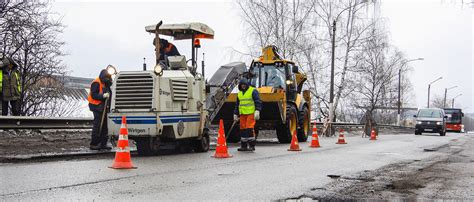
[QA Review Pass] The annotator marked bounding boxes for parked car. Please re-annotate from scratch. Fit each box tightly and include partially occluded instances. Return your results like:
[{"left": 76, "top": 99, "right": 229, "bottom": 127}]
[{"left": 414, "top": 108, "right": 447, "bottom": 136}]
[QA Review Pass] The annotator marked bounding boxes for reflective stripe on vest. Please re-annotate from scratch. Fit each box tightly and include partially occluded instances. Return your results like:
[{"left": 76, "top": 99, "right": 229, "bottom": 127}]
[
  {"left": 87, "top": 77, "right": 104, "bottom": 105},
  {"left": 14, "top": 71, "right": 20, "bottom": 93},
  {"left": 164, "top": 43, "right": 174, "bottom": 53},
  {"left": 237, "top": 86, "right": 256, "bottom": 115}
]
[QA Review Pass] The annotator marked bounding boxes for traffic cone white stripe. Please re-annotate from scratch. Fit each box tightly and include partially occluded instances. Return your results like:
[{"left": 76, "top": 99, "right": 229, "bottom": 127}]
[
  {"left": 116, "top": 146, "right": 130, "bottom": 153},
  {"left": 118, "top": 134, "right": 128, "bottom": 141}
]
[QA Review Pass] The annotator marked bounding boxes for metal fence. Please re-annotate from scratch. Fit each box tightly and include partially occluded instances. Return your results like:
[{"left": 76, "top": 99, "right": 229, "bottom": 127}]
[
  {"left": 0, "top": 116, "right": 93, "bottom": 129},
  {"left": 0, "top": 117, "right": 415, "bottom": 130}
]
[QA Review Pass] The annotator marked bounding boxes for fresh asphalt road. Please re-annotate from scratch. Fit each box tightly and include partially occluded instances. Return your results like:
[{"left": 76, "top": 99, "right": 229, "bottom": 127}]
[{"left": 0, "top": 132, "right": 470, "bottom": 200}]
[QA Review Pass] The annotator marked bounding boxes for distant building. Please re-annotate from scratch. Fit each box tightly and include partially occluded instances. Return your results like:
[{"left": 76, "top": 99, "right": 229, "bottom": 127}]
[{"left": 62, "top": 76, "right": 93, "bottom": 100}]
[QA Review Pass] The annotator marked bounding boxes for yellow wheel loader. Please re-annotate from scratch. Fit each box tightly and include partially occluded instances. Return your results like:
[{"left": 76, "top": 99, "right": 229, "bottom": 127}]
[{"left": 212, "top": 46, "right": 311, "bottom": 143}]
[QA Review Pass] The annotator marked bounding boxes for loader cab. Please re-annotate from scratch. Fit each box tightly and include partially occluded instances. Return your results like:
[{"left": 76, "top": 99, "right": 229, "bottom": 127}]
[
  {"left": 249, "top": 63, "right": 286, "bottom": 89},
  {"left": 249, "top": 61, "right": 298, "bottom": 101}
]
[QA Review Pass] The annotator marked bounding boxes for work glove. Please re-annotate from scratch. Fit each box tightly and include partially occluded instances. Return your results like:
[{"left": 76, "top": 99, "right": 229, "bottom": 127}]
[
  {"left": 103, "top": 92, "right": 110, "bottom": 99},
  {"left": 254, "top": 110, "right": 260, "bottom": 120},
  {"left": 233, "top": 114, "right": 239, "bottom": 122}
]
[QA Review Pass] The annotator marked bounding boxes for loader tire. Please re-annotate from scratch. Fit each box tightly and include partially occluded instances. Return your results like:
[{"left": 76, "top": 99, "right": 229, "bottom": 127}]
[
  {"left": 276, "top": 105, "right": 298, "bottom": 143},
  {"left": 297, "top": 106, "right": 310, "bottom": 142},
  {"left": 193, "top": 130, "right": 210, "bottom": 152},
  {"left": 135, "top": 137, "right": 159, "bottom": 156},
  {"left": 224, "top": 122, "right": 240, "bottom": 143}
]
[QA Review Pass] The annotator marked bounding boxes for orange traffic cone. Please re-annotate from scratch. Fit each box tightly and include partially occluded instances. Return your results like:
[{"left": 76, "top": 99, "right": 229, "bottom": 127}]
[
  {"left": 288, "top": 130, "right": 302, "bottom": 151},
  {"left": 213, "top": 119, "right": 232, "bottom": 158},
  {"left": 370, "top": 128, "right": 377, "bottom": 140},
  {"left": 336, "top": 129, "right": 347, "bottom": 144},
  {"left": 110, "top": 116, "right": 136, "bottom": 169},
  {"left": 309, "top": 124, "right": 321, "bottom": 148}
]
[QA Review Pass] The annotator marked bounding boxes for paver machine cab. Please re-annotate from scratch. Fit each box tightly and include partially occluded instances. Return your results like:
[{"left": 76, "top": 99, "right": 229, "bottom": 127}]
[
  {"left": 108, "top": 21, "right": 213, "bottom": 155},
  {"left": 215, "top": 45, "right": 311, "bottom": 143}
]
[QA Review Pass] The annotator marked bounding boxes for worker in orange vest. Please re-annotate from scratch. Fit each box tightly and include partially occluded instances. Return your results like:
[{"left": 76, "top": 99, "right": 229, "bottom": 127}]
[
  {"left": 153, "top": 38, "right": 181, "bottom": 61},
  {"left": 88, "top": 69, "right": 113, "bottom": 150}
]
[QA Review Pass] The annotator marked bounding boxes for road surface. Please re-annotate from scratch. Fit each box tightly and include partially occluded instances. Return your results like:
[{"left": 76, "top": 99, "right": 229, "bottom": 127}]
[{"left": 1, "top": 132, "right": 472, "bottom": 200}]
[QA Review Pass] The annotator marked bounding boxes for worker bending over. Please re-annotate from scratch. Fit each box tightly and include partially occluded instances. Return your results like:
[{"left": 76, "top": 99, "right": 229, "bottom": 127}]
[
  {"left": 234, "top": 78, "right": 261, "bottom": 151},
  {"left": 88, "top": 69, "right": 113, "bottom": 150},
  {"left": 153, "top": 38, "right": 181, "bottom": 61}
]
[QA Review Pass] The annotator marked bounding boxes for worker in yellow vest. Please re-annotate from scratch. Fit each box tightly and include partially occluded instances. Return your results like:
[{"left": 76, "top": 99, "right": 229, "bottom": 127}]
[
  {"left": 88, "top": 69, "right": 113, "bottom": 150},
  {"left": 234, "top": 78, "right": 262, "bottom": 151},
  {"left": 0, "top": 56, "right": 21, "bottom": 116}
]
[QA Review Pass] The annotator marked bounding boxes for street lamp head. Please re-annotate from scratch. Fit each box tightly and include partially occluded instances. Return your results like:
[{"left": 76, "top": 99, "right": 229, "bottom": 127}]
[
  {"left": 448, "top": 85, "right": 458, "bottom": 90},
  {"left": 429, "top": 76, "right": 443, "bottom": 85}
]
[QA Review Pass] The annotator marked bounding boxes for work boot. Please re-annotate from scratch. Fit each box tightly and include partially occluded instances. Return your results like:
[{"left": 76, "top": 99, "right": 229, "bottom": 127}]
[
  {"left": 90, "top": 145, "right": 101, "bottom": 150},
  {"left": 237, "top": 142, "right": 248, "bottom": 151},
  {"left": 100, "top": 145, "right": 112, "bottom": 150},
  {"left": 248, "top": 140, "right": 256, "bottom": 151}
]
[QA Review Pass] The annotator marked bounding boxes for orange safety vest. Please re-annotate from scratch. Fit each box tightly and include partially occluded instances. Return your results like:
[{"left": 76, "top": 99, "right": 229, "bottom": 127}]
[
  {"left": 87, "top": 77, "right": 104, "bottom": 105},
  {"left": 164, "top": 43, "right": 174, "bottom": 53}
]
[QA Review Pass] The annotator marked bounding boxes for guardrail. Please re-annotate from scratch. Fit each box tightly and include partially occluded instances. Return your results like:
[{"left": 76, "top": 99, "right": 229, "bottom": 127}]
[
  {"left": 0, "top": 116, "right": 93, "bottom": 129},
  {"left": 312, "top": 122, "right": 414, "bottom": 129},
  {"left": 0, "top": 116, "right": 413, "bottom": 130}
]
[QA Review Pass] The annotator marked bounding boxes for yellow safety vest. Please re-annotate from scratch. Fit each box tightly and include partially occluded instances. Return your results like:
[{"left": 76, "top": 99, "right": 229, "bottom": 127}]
[
  {"left": 237, "top": 86, "right": 256, "bottom": 115},
  {"left": 0, "top": 69, "right": 21, "bottom": 94}
]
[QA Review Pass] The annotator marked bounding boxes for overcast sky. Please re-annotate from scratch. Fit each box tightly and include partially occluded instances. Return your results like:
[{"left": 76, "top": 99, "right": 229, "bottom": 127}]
[{"left": 52, "top": 0, "right": 473, "bottom": 113}]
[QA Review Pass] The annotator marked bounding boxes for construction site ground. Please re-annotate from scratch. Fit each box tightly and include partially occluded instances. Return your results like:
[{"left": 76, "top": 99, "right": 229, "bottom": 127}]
[
  {"left": 293, "top": 132, "right": 474, "bottom": 200},
  {"left": 1, "top": 129, "right": 472, "bottom": 200},
  {"left": 0, "top": 127, "right": 406, "bottom": 162}
]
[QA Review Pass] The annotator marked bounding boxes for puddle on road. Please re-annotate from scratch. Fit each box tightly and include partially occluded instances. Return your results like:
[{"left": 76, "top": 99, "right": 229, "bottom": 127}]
[{"left": 423, "top": 148, "right": 437, "bottom": 152}]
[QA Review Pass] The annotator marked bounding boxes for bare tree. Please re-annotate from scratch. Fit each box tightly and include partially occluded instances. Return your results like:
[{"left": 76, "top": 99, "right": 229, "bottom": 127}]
[
  {"left": 1, "top": 0, "right": 67, "bottom": 116},
  {"left": 235, "top": 0, "right": 415, "bottom": 130},
  {"left": 236, "top": 0, "right": 314, "bottom": 59},
  {"left": 310, "top": 0, "right": 377, "bottom": 125},
  {"left": 352, "top": 29, "right": 405, "bottom": 135},
  {"left": 430, "top": 95, "right": 446, "bottom": 109}
]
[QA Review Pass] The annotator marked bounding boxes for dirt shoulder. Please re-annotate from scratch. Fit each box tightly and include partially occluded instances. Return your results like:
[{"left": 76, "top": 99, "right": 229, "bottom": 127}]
[
  {"left": 0, "top": 129, "right": 93, "bottom": 157},
  {"left": 292, "top": 134, "right": 474, "bottom": 200}
]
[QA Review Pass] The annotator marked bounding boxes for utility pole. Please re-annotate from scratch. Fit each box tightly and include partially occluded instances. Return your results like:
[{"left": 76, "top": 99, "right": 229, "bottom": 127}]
[
  {"left": 397, "top": 68, "right": 401, "bottom": 125},
  {"left": 443, "top": 86, "right": 457, "bottom": 108},
  {"left": 397, "top": 58, "right": 423, "bottom": 126},
  {"left": 427, "top": 77, "right": 442, "bottom": 108},
  {"left": 326, "top": 19, "right": 336, "bottom": 137},
  {"left": 452, "top": 94, "right": 462, "bottom": 108},
  {"left": 326, "top": 6, "right": 355, "bottom": 136},
  {"left": 329, "top": 20, "right": 336, "bottom": 123}
]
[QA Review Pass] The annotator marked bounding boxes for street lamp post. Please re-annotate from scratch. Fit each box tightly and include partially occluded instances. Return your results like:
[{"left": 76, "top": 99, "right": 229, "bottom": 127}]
[
  {"left": 443, "top": 85, "right": 458, "bottom": 108},
  {"left": 427, "top": 77, "right": 443, "bottom": 108},
  {"left": 327, "top": 6, "right": 353, "bottom": 136},
  {"left": 452, "top": 94, "right": 462, "bottom": 108},
  {"left": 397, "top": 58, "right": 423, "bottom": 126}
]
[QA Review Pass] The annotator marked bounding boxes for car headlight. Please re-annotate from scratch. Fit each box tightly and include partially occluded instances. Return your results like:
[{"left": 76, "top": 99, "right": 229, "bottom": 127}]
[
  {"left": 154, "top": 64, "right": 163, "bottom": 75},
  {"left": 436, "top": 121, "right": 442, "bottom": 125},
  {"left": 416, "top": 121, "right": 422, "bottom": 124}
]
